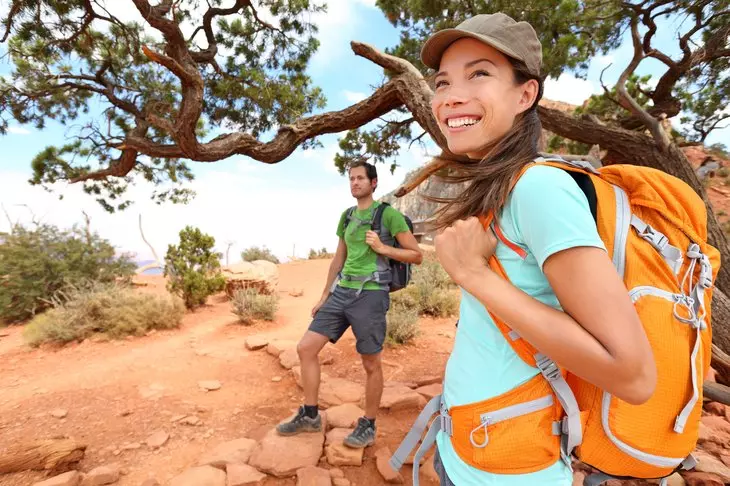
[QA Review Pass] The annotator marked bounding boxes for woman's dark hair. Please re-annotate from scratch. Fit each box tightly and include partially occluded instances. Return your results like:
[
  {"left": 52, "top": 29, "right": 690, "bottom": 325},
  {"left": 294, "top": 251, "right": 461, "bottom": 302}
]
[{"left": 426, "top": 57, "right": 545, "bottom": 232}]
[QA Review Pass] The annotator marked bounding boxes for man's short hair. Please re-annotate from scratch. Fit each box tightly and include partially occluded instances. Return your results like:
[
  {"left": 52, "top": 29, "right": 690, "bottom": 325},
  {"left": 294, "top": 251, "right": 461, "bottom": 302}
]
[{"left": 348, "top": 160, "right": 378, "bottom": 182}]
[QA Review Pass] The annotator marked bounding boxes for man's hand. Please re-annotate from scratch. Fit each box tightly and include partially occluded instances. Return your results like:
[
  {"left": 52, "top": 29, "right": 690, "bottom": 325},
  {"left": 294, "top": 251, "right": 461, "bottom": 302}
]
[
  {"left": 365, "top": 230, "right": 386, "bottom": 254},
  {"left": 311, "top": 295, "right": 328, "bottom": 317}
]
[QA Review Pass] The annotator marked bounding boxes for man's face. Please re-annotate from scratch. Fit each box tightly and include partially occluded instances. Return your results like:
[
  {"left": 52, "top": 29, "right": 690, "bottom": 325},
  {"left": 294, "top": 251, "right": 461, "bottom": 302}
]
[{"left": 349, "top": 166, "right": 375, "bottom": 199}]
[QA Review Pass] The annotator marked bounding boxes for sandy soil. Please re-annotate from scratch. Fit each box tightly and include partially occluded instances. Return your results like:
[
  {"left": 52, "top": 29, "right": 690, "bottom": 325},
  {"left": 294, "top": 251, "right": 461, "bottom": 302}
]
[{"left": 0, "top": 259, "right": 456, "bottom": 486}]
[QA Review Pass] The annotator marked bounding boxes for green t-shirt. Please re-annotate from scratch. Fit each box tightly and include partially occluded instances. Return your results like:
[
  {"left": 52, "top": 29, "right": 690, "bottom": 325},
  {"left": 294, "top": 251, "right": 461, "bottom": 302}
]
[{"left": 336, "top": 201, "right": 411, "bottom": 290}]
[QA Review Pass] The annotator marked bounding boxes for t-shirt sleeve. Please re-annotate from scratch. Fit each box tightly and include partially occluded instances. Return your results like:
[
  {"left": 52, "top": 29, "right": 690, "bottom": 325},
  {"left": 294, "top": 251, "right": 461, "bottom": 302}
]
[
  {"left": 508, "top": 165, "right": 606, "bottom": 270},
  {"left": 383, "top": 206, "right": 410, "bottom": 236},
  {"left": 336, "top": 209, "right": 348, "bottom": 238}
]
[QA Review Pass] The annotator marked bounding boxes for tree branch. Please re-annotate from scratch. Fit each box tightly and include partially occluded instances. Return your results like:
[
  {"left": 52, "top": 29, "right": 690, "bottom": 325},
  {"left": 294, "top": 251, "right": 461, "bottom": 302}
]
[
  {"left": 70, "top": 40, "right": 455, "bottom": 182},
  {"left": 616, "top": 17, "right": 670, "bottom": 151}
]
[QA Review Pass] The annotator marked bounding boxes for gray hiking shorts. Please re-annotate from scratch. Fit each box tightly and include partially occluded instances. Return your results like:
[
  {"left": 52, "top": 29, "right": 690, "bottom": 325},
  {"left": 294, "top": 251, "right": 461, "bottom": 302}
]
[{"left": 309, "top": 285, "right": 390, "bottom": 355}]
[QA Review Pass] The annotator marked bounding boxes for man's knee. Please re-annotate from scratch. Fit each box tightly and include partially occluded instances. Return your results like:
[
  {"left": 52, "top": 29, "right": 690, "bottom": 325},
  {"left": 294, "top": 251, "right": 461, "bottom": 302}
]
[
  {"left": 298, "top": 332, "right": 326, "bottom": 360},
  {"left": 361, "top": 354, "right": 382, "bottom": 375}
]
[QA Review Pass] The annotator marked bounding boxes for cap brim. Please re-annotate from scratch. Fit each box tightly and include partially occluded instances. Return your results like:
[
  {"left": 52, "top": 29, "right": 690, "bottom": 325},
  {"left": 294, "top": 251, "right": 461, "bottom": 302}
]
[{"left": 420, "top": 29, "right": 525, "bottom": 70}]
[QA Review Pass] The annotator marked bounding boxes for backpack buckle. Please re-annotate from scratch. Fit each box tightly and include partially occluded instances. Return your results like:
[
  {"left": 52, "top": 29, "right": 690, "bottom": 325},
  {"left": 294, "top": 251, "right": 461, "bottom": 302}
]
[
  {"left": 536, "top": 354, "right": 561, "bottom": 381},
  {"left": 641, "top": 225, "right": 668, "bottom": 250}
]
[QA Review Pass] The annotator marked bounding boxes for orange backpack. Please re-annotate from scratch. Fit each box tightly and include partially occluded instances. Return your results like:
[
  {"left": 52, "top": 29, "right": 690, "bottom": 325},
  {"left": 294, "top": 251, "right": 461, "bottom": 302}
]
[{"left": 389, "top": 156, "right": 720, "bottom": 486}]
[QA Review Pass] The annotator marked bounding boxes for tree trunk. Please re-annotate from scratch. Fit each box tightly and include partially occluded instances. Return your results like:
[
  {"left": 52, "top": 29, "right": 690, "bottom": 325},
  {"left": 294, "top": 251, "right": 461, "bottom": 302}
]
[
  {"left": 703, "top": 382, "right": 730, "bottom": 406},
  {"left": 538, "top": 106, "right": 730, "bottom": 353},
  {"left": 0, "top": 438, "right": 86, "bottom": 474}
]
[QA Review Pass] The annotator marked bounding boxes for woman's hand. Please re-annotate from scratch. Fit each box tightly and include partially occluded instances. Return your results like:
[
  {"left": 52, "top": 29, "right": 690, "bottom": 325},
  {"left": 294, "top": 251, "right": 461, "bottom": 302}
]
[{"left": 434, "top": 217, "right": 497, "bottom": 286}]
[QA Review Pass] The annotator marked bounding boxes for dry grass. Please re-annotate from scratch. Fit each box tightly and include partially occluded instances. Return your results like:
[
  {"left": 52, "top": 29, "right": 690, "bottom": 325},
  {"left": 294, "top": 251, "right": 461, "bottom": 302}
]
[
  {"left": 231, "top": 288, "right": 279, "bottom": 325},
  {"left": 23, "top": 282, "right": 184, "bottom": 347}
]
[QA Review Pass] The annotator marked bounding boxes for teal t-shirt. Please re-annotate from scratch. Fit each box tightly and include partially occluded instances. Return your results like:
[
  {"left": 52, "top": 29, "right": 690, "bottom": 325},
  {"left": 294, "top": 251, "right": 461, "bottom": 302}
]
[
  {"left": 436, "top": 165, "right": 607, "bottom": 485},
  {"left": 336, "top": 201, "right": 410, "bottom": 291}
]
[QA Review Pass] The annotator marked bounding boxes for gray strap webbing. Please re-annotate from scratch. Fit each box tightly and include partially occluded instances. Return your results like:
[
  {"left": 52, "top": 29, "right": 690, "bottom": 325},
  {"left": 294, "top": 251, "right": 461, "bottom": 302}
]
[
  {"left": 583, "top": 472, "right": 614, "bottom": 486},
  {"left": 411, "top": 416, "right": 442, "bottom": 486},
  {"left": 674, "top": 323, "right": 702, "bottom": 433},
  {"left": 508, "top": 330, "right": 520, "bottom": 341},
  {"left": 389, "top": 394, "right": 442, "bottom": 472},
  {"left": 535, "top": 353, "right": 583, "bottom": 457},
  {"left": 681, "top": 454, "right": 697, "bottom": 470},
  {"left": 630, "top": 215, "right": 683, "bottom": 274}
]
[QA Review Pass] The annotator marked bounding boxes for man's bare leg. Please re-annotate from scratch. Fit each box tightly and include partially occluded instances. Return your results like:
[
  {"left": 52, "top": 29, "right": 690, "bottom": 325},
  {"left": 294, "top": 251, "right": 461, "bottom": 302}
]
[
  {"left": 298, "top": 331, "right": 330, "bottom": 406},
  {"left": 361, "top": 352, "right": 384, "bottom": 418},
  {"left": 276, "top": 331, "right": 329, "bottom": 436},
  {"left": 344, "top": 352, "right": 382, "bottom": 448}
]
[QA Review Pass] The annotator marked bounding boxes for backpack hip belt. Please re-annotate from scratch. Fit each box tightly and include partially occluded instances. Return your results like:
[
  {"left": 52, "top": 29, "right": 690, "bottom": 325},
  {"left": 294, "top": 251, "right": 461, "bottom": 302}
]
[
  {"left": 390, "top": 353, "right": 583, "bottom": 485},
  {"left": 389, "top": 156, "right": 719, "bottom": 486}
]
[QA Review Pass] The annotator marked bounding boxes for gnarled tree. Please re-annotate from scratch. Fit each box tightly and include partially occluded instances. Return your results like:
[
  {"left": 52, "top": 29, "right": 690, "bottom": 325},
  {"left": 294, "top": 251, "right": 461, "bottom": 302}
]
[{"left": 1, "top": 1, "right": 730, "bottom": 351}]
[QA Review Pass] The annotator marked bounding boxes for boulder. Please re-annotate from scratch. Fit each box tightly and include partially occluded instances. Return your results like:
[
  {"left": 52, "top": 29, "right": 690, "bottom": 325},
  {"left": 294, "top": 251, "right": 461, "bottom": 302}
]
[
  {"left": 248, "top": 427, "right": 324, "bottom": 477},
  {"left": 198, "top": 438, "right": 257, "bottom": 470},
  {"left": 223, "top": 261, "right": 279, "bottom": 296},
  {"left": 296, "top": 466, "right": 332, "bottom": 486},
  {"left": 80, "top": 465, "right": 119, "bottom": 486},
  {"left": 324, "top": 404, "right": 364, "bottom": 430},
  {"left": 226, "top": 464, "right": 266, "bottom": 486}
]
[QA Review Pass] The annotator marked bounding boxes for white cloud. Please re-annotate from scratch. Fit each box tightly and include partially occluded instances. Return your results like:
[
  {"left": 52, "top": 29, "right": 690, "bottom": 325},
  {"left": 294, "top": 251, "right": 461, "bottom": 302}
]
[
  {"left": 308, "top": 0, "right": 373, "bottom": 72},
  {"left": 7, "top": 125, "right": 30, "bottom": 135},
  {"left": 343, "top": 90, "right": 367, "bottom": 103},
  {"left": 544, "top": 73, "right": 601, "bottom": 106}
]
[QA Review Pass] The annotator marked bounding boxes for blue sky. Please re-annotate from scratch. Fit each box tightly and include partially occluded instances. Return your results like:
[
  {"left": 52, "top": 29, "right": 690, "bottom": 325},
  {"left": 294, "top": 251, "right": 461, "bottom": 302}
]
[{"left": 0, "top": 1, "right": 726, "bottom": 263}]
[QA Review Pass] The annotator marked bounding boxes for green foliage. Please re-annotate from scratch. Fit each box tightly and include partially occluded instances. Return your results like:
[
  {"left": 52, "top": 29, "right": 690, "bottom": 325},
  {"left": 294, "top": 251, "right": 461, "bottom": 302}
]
[
  {"left": 0, "top": 0, "right": 326, "bottom": 211},
  {"left": 308, "top": 247, "right": 333, "bottom": 259},
  {"left": 242, "top": 246, "right": 280, "bottom": 264},
  {"left": 0, "top": 222, "right": 135, "bottom": 324},
  {"left": 719, "top": 168, "right": 730, "bottom": 178},
  {"left": 164, "top": 226, "right": 225, "bottom": 309},
  {"left": 231, "top": 288, "right": 279, "bottom": 325},
  {"left": 386, "top": 254, "right": 459, "bottom": 344},
  {"left": 23, "top": 282, "right": 184, "bottom": 347},
  {"left": 708, "top": 143, "right": 730, "bottom": 160}
]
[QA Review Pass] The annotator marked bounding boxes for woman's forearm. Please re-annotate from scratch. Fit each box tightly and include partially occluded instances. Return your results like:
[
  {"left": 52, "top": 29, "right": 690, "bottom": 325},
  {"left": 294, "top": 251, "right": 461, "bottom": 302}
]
[{"left": 459, "top": 266, "right": 653, "bottom": 404}]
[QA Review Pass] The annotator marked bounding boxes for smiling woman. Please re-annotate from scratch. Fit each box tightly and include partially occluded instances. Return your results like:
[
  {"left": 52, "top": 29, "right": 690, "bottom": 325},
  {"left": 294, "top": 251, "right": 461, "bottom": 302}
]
[{"left": 386, "top": 13, "right": 675, "bottom": 486}]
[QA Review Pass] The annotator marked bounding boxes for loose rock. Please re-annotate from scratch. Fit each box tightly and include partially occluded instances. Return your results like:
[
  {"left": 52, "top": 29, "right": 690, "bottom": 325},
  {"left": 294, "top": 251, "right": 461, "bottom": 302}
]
[
  {"left": 296, "top": 466, "right": 332, "bottom": 486},
  {"left": 169, "top": 466, "right": 226, "bottom": 486},
  {"left": 248, "top": 425, "right": 324, "bottom": 477},
  {"left": 80, "top": 465, "right": 120, "bottom": 486},
  {"left": 324, "top": 404, "right": 364, "bottom": 430},
  {"left": 145, "top": 430, "right": 169, "bottom": 449},
  {"left": 245, "top": 336, "right": 269, "bottom": 351},
  {"left": 199, "top": 380, "right": 222, "bottom": 391},
  {"left": 33, "top": 471, "right": 81, "bottom": 486},
  {"left": 375, "top": 447, "right": 404, "bottom": 483},
  {"left": 51, "top": 409, "right": 68, "bottom": 419},
  {"left": 226, "top": 464, "right": 267, "bottom": 486}
]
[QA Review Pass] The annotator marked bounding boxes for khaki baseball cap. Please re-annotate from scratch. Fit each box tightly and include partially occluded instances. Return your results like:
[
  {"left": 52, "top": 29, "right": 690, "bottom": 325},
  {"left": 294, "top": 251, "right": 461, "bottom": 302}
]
[{"left": 420, "top": 13, "right": 542, "bottom": 77}]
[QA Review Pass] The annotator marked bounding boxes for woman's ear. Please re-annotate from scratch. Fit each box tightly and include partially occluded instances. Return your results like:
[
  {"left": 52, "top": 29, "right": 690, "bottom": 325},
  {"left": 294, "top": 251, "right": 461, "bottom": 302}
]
[{"left": 516, "top": 79, "right": 539, "bottom": 115}]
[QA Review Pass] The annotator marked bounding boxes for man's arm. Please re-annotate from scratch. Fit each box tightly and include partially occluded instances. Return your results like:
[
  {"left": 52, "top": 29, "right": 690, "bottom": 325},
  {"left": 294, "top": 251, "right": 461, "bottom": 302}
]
[
  {"left": 319, "top": 238, "right": 347, "bottom": 299},
  {"left": 366, "top": 230, "right": 423, "bottom": 264}
]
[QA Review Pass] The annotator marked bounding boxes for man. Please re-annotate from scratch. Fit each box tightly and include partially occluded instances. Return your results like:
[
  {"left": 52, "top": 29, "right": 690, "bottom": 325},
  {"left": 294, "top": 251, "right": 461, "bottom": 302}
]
[{"left": 276, "top": 160, "right": 423, "bottom": 448}]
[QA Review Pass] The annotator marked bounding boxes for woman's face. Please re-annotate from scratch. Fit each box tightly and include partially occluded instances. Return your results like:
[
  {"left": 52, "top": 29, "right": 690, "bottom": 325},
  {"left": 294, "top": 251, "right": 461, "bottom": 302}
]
[{"left": 430, "top": 38, "right": 538, "bottom": 159}]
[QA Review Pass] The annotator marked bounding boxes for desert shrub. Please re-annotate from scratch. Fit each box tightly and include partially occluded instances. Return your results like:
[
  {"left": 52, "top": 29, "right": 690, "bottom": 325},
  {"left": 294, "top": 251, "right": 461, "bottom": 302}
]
[
  {"left": 386, "top": 301, "right": 419, "bottom": 345},
  {"left": 308, "top": 247, "right": 333, "bottom": 259},
  {"left": 231, "top": 288, "right": 279, "bottom": 325},
  {"left": 385, "top": 254, "right": 459, "bottom": 344},
  {"left": 23, "top": 282, "right": 184, "bottom": 347},
  {"left": 719, "top": 168, "right": 730, "bottom": 178},
  {"left": 0, "top": 223, "right": 136, "bottom": 324},
  {"left": 164, "top": 226, "right": 226, "bottom": 309},
  {"left": 241, "top": 246, "right": 280, "bottom": 264}
]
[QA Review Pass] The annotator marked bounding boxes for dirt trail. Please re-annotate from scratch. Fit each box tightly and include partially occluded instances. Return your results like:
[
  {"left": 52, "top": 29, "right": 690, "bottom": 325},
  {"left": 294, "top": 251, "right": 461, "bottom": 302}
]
[{"left": 0, "top": 259, "right": 455, "bottom": 485}]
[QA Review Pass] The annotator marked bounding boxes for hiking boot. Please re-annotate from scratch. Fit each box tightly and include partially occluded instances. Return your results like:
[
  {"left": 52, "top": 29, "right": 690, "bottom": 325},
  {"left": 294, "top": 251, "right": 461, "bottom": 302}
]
[
  {"left": 343, "top": 417, "right": 376, "bottom": 448},
  {"left": 276, "top": 406, "right": 322, "bottom": 436}
]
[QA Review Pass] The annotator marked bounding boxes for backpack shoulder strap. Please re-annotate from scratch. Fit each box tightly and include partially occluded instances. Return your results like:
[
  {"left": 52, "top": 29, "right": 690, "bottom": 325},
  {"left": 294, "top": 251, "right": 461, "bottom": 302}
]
[
  {"left": 372, "top": 202, "right": 390, "bottom": 235},
  {"left": 343, "top": 206, "right": 356, "bottom": 229}
]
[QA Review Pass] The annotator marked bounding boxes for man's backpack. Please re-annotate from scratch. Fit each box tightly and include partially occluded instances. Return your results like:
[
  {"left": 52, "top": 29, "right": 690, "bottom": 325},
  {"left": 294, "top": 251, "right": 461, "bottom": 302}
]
[
  {"left": 343, "top": 202, "right": 414, "bottom": 292},
  {"left": 390, "top": 156, "right": 721, "bottom": 486}
]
